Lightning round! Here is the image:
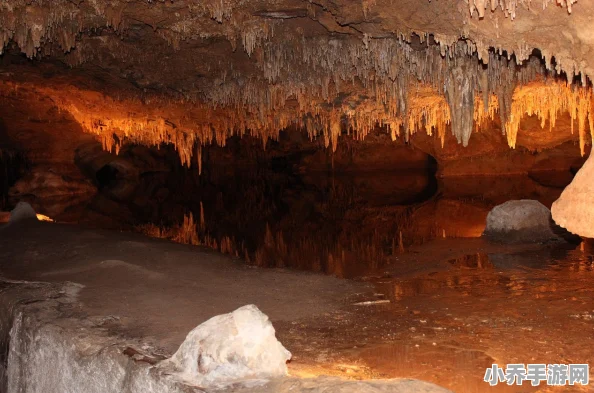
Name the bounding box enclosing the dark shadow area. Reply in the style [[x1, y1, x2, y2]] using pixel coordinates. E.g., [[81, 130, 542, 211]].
[[96, 164, 120, 190], [0, 118, 28, 210], [0, 151, 27, 210], [549, 216, 582, 244]]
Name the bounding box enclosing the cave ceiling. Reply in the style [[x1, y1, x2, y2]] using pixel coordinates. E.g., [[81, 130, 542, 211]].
[[0, 0, 592, 165]]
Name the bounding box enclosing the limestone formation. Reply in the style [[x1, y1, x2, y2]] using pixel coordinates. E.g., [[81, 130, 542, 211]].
[[2, 1, 594, 390], [551, 153, 594, 238], [483, 200, 560, 243], [0, 1, 593, 168], [158, 304, 292, 388]]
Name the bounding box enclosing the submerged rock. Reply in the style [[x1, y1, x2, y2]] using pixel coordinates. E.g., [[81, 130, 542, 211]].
[[8, 201, 38, 224], [159, 304, 291, 388], [483, 200, 560, 243]]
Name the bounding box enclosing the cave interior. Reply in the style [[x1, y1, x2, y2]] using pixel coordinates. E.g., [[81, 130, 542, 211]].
[[0, 1, 593, 392]]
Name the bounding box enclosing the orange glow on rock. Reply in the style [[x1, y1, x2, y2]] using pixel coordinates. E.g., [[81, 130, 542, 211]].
[[35, 214, 54, 222]]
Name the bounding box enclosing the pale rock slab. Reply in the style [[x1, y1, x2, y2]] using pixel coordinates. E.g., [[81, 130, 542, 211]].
[[260, 377, 453, 393]]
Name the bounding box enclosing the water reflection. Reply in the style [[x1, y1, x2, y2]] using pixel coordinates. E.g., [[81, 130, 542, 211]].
[[448, 253, 494, 269], [353, 244, 594, 393], [136, 160, 572, 274], [384, 245, 594, 301], [126, 160, 593, 393], [358, 344, 514, 393], [208, 173, 571, 274], [301, 170, 438, 207]]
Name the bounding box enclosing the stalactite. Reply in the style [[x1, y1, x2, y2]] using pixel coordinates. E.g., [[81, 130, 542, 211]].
[[195, 144, 203, 175], [0, 0, 588, 88], [505, 81, 593, 154], [2, 21, 591, 167], [444, 59, 477, 146], [487, 54, 518, 136], [362, 0, 377, 19], [407, 90, 450, 147], [576, 89, 591, 156], [474, 94, 500, 132]]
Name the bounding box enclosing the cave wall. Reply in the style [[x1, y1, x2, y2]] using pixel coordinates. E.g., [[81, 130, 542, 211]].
[[0, 83, 97, 220]]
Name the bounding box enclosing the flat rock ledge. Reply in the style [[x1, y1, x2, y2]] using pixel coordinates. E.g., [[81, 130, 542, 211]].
[[0, 279, 452, 393]]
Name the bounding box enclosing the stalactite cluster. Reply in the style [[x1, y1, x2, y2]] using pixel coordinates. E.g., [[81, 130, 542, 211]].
[[4, 61, 591, 170], [506, 81, 593, 155], [0, 0, 591, 166], [1, 0, 589, 82], [467, 0, 577, 19]]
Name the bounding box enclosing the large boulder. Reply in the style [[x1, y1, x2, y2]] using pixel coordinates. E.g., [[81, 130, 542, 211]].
[[552, 153, 594, 238], [158, 304, 291, 388], [483, 200, 560, 243]]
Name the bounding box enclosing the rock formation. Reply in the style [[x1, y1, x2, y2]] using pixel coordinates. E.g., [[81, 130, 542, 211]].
[[0, 0, 591, 250], [0, 278, 452, 393], [158, 305, 292, 388], [0, 0, 593, 170], [483, 199, 560, 243], [552, 153, 594, 238]]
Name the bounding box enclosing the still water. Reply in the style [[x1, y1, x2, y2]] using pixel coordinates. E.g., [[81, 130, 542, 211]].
[[134, 167, 591, 392]]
